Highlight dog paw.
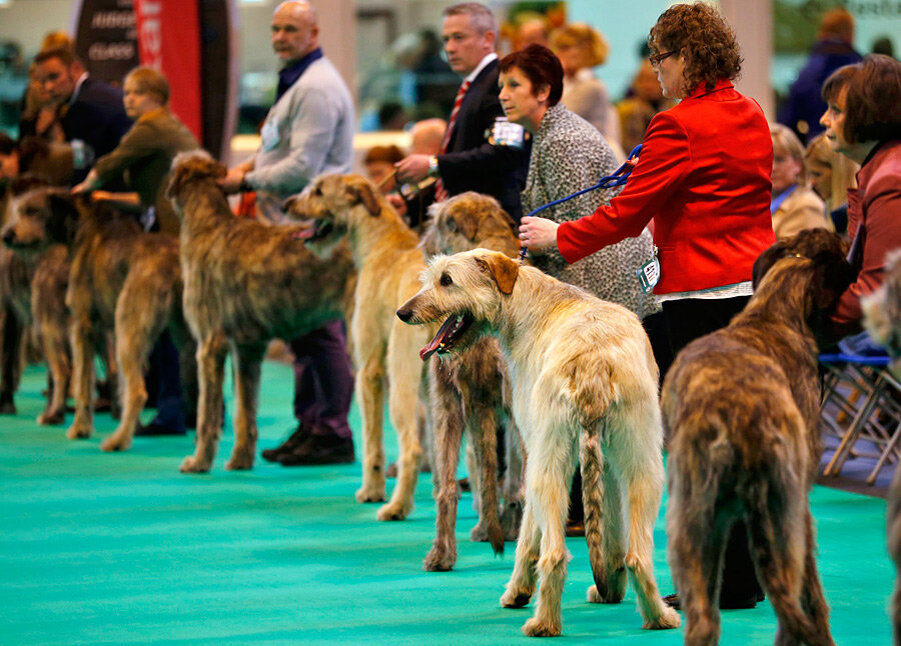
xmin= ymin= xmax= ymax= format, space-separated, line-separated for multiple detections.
xmin=586 ymin=576 xmax=626 ymax=604
xmin=376 ymin=501 xmax=410 ymax=521
xmin=522 ymin=617 xmax=561 ymax=637
xmin=423 ymin=545 xmax=456 ymax=572
xmin=179 ymin=455 xmax=211 ymax=473
xmin=500 ymin=589 xmax=532 ymax=608
xmin=355 ymin=486 xmax=386 ymax=503
xmin=100 ymin=433 xmax=132 ymax=452
xmin=470 ymin=521 xmax=490 ymax=542
xmin=643 ymin=606 xmax=681 ymax=630
xmin=66 ymin=423 xmax=92 ymax=440
xmin=37 ymin=409 xmax=65 ymax=426
xmin=500 ymin=501 xmax=523 ymax=540
xmin=225 ymin=454 xmax=254 ymax=471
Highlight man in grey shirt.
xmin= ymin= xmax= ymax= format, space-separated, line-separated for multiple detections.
xmin=221 ymin=0 xmax=356 ymax=464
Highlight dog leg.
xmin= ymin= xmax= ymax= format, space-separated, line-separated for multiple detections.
xmin=797 ymin=509 xmax=834 ymax=645
xmin=180 ymin=334 xmax=227 ymax=473
xmin=501 ymin=496 xmax=539 ymax=609
xmin=226 ymin=343 xmax=265 ymax=470
xmin=622 ymin=452 xmax=680 ymax=630
xmin=500 ymin=420 xmax=525 ymax=541
xmin=424 ymin=361 xmax=464 ymax=571
xmin=66 ymin=314 xmax=95 ymax=439
xmin=467 ymin=403 xmax=504 ymax=553
xmin=0 ymin=306 xmax=23 ymax=415
xmin=37 ymin=319 xmax=70 ymax=425
xmin=378 ymin=330 xmax=424 ymax=520
xmin=355 ymin=355 xmax=387 ymax=503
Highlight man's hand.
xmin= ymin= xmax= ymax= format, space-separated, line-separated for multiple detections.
xmin=395 ymin=154 xmax=431 ymax=184
xmin=518 ymin=216 xmax=560 ymax=252
xmin=218 ymin=167 xmax=246 ymax=194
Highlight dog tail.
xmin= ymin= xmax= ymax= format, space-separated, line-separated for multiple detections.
xmin=580 ymin=421 xmax=617 ymax=600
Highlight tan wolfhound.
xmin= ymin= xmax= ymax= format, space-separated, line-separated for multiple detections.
xmin=167 ymin=152 xmax=354 ymax=473
xmin=419 ymin=192 xmax=524 ymax=570
xmin=663 ymin=229 xmax=853 ymax=646
xmin=285 ymin=174 xmax=430 ymax=521
xmin=397 ymin=249 xmax=679 ymax=637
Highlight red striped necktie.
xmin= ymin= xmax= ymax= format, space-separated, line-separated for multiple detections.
xmin=434 ymin=79 xmax=471 ymax=202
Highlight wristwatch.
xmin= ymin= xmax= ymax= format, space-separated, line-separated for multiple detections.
xmin=428 ymin=155 xmax=439 ymax=177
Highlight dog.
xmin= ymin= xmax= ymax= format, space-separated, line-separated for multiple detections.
xmin=661 ymin=229 xmax=853 ymax=646
xmin=419 ymin=192 xmax=524 ymax=570
xmin=24 ymin=191 xmax=197 ymax=451
xmin=1 ymin=179 xmax=72 ymax=424
xmin=284 ymin=173 xmax=431 ymax=521
xmin=862 ymin=249 xmax=901 ymax=642
xmin=397 ymin=249 xmax=679 ymax=636
xmin=166 ymin=152 xmax=355 ymax=473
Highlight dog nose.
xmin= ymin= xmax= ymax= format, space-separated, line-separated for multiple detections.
xmin=1 ymin=229 xmax=14 ymax=246
xmin=396 ymin=307 xmax=412 ymax=323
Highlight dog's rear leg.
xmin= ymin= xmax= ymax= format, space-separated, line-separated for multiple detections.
xmin=226 ymin=342 xmax=265 ymax=470
xmin=501 ymin=496 xmax=539 ymax=609
xmin=355 ymin=354 xmax=387 ymax=503
xmin=798 ymin=509 xmax=834 ymax=645
xmin=501 ymin=419 xmax=524 ymax=541
xmin=468 ymin=403 xmax=504 ymax=553
xmin=424 ymin=361 xmax=464 ymax=571
xmin=180 ymin=334 xmax=226 ymax=473
xmin=0 ymin=306 xmax=23 ymax=415
xmin=378 ymin=331 xmax=424 ymax=521
xmin=37 ymin=319 xmax=70 ymax=425
xmin=66 ymin=314 xmax=95 ymax=439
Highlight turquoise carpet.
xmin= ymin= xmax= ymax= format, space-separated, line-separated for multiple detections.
xmin=0 ymin=362 xmax=894 ymax=645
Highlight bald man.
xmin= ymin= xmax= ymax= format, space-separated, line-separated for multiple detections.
xmin=222 ymin=1 xmax=356 ymax=466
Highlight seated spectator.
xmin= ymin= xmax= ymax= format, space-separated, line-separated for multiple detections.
xmin=821 ymin=54 xmax=901 ymax=340
xmin=548 ymin=23 xmax=621 ymax=154
xmin=72 ymin=67 xmax=198 ymax=236
xmin=804 ymin=132 xmax=859 ymax=235
xmin=616 ymin=55 xmax=676 ymax=154
xmin=395 ymin=118 xmax=446 ymax=231
xmin=363 ymin=144 xmax=404 ymax=194
xmin=18 ymin=31 xmax=75 ymax=144
xmin=769 ymin=122 xmax=831 ymax=239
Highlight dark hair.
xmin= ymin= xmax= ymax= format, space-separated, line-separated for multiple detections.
xmin=498 ymin=44 xmax=563 ymax=106
xmin=364 ymin=145 xmax=404 ymax=165
xmin=648 ymin=2 xmax=741 ymax=94
xmin=822 ymin=54 xmax=901 ymax=144
xmin=0 ymin=132 xmax=15 ymax=156
xmin=34 ymin=46 xmax=77 ymax=67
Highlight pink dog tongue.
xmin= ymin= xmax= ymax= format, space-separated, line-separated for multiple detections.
xmin=292 ymin=228 xmax=315 ymax=240
xmin=419 ymin=315 xmax=459 ymax=361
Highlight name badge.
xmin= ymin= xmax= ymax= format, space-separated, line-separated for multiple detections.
xmin=261 ymin=119 xmax=280 ymax=151
xmin=636 ymin=248 xmax=660 ymax=294
xmin=489 ymin=117 xmax=526 ymax=149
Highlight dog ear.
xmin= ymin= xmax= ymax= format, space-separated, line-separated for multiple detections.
xmin=475 ymin=252 xmax=519 ymax=295
xmin=46 ymin=191 xmax=80 ymax=244
xmin=752 ymin=241 xmax=788 ymax=289
xmin=349 ymin=181 xmax=381 ymax=216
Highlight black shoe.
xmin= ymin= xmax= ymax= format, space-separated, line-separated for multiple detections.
xmin=662 ymin=593 xmax=681 ymax=610
xmin=565 ymin=521 xmax=585 ymax=537
xmin=662 ymin=592 xmax=758 ymax=611
xmin=278 ymin=433 xmax=354 ymax=466
xmin=135 ymin=421 xmax=187 ymax=436
xmin=261 ymin=423 xmax=312 ymax=462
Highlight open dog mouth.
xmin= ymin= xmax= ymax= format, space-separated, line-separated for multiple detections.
xmin=293 ymin=219 xmax=334 ymax=241
xmin=419 ymin=312 xmax=474 ymax=361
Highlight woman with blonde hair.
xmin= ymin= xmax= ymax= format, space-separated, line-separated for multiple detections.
xmin=548 ymin=22 xmax=621 ymax=151
xmin=769 ymin=122 xmax=831 ymax=239
xmin=805 ymin=132 xmax=859 ymax=234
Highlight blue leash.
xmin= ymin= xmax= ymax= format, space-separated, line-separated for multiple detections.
xmin=519 ymin=144 xmax=642 ymax=262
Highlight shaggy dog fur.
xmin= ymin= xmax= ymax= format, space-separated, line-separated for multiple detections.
xmin=284 ymin=174 xmax=429 ymax=521
xmin=397 ymin=249 xmax=679 ymax=637
xmin=167 ymin=152 xmax=355 ymax=473
xmin=1 ymin=181 xmax=71 ymax=424
xmin=25 ymin=192 xmax=196 ymax=451
xmin=418 ymin=192 xmax=524 ymax=570
xmin=662 ymin=229 xmax=853 ymax=646
xmin=862 ymin=250 xmax=901 ymax=643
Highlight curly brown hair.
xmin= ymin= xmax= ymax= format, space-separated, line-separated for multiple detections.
xmin=648 ymin=2 xmax=742 ymax=95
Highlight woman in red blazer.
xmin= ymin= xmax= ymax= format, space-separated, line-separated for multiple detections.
xmin=519 ymin=2 xmax=773 ymax=610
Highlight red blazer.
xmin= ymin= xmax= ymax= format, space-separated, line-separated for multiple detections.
xmin=557 ymin=79 xmax=775 ymax=294
xmin=832 ymin=139 xmax=901 ymax=335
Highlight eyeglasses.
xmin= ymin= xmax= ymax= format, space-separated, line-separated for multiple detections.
xmin=648 ymin=50 xmax=677 ymax=67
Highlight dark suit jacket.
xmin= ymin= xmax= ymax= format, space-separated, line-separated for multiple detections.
xmin=435 ymin=59 xmax=529 ymax=222
xmin=61 ymin=76 xmax=132 ymax=183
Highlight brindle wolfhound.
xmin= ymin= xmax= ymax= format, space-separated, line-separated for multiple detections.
xmin=418 ymin=192 xmax=524 ymax=570
xmin=662 ymin=229 xmax=854 ymax=646
xmin=1 ymin=180 xmax=71 ymax=423
xmin=284 ymin=174 xmax=430 ymax=521
xmin=35 ymin=193 xmax=196 ymax=451
xmin=862 ymin=249 xmax=901 ymax=642
xmin=397 ymin=249 xmax=679 ymax=637
xmin=166 ymin=152 xmax=355 ymax=473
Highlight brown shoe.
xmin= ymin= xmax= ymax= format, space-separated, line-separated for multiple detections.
xmin=278 ymin=433 xmax=355 ymax=466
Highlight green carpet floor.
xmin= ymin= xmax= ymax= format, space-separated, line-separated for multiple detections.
xmin=0 ymin=361 xmax=895 ymax=645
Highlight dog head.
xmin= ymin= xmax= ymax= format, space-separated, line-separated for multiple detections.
xmin=752 ymin=228 xmax=848 ymax=288
xmin=167 ymin=151 xmax=227 ymax=206
xmin=420 ymin=191 xmax=519 ymax=258
xmin=396 ymin=249 xmax=520 ymax=360
xmin=1 ymin=180 xmax=79 ymax=254
xmin=862 ymin=249 xmax=901 ymax=378
xmin=17 ymin=137 xmax=74 ymax=186
xmin=283 ymin=173 xmax=382 ymax=257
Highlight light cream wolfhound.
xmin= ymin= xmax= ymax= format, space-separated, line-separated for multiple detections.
xmin=285 ymin=174 xmax=430 ymax=521
xmin=397 ymin=249 xmax=679 ymax=636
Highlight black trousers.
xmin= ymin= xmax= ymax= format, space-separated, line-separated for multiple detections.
xmin=662 ymin=296 xmax=764 ymax=604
